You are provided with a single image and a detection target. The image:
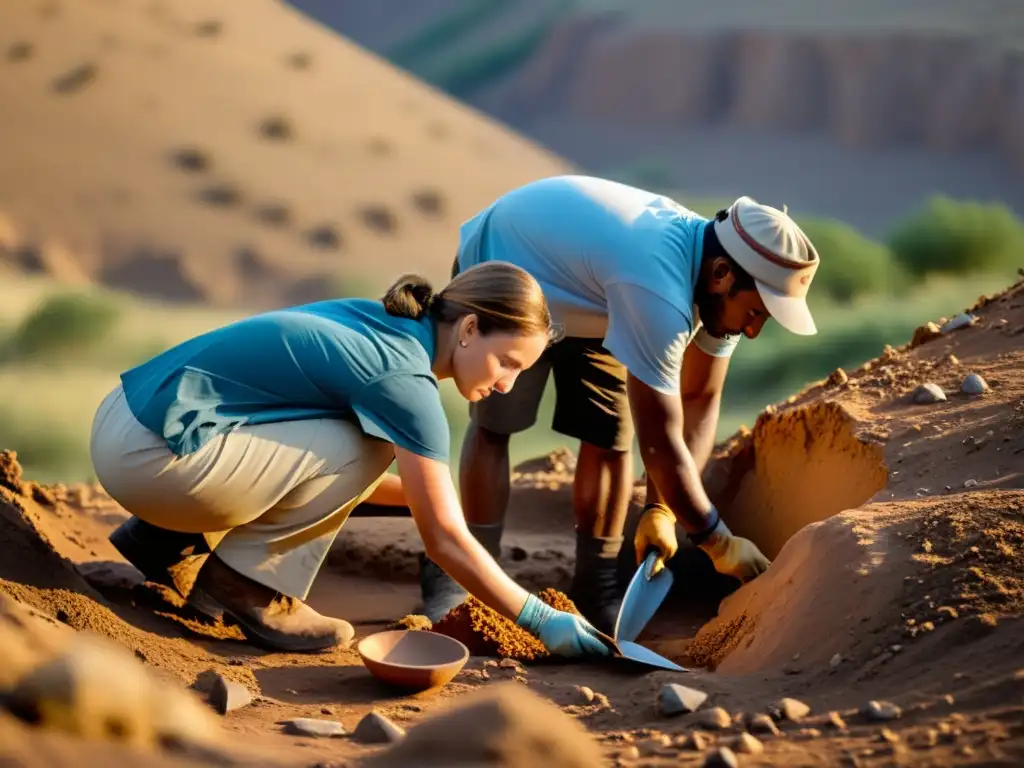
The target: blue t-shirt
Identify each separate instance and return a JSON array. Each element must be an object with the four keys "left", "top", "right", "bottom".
[
  {"left": 119, "top": 299, "right": 450, "bottom": 462},
  {"left": 457, "top": 175, "right": 739, "bottom": 395}
]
